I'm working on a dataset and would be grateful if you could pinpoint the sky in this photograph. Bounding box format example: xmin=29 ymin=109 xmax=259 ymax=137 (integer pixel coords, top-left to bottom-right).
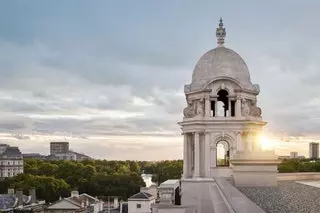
xmin=1 ymin=1 xmax=320 ymax=160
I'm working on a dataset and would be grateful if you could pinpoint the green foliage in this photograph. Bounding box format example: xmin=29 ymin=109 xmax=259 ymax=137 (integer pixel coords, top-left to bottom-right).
xmin=0 ymin=174 xmax=70 ymax=202
xmin=3 ymin=159 xmax=148 ymax=202
xmin=2 ymin=159 xmax=186 ymax=203
xmin=278 ymin=158 xmax=320 ymax=173
xmin=150 ymin=160 xmax=183 ymax=185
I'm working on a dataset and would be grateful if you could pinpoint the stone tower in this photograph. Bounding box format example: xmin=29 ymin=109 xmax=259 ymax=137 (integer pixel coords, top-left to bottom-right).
xmin=179 ymin=18 xmax=279 ymax=213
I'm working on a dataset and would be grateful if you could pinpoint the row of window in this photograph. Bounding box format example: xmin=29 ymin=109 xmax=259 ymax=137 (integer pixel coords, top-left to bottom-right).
xmin=0 ymin=160 xmax=23 ymax=165
xmin=0 ymin=170 xmax=23 ymax=177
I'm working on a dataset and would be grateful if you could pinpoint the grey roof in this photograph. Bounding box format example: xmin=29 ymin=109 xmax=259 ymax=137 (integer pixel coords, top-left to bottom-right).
xmin=2 ymin=147 xmax=22 ymax=157
xmin=0 ymin=194 xmax=31 ymax=211
xmin=0 ymin=195 xmax=16 ymax=210
xmin=128 ymin=192 xmax=154 ymax=200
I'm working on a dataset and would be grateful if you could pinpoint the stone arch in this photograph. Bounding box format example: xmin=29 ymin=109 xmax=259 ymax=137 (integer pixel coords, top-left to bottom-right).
xmin=210 ymin=133 xmax=235 ymax=168
xmin=211 ymin=133 xmax=235 ymax=148
xmin=203 ymin=77 xmax=243 ymax=93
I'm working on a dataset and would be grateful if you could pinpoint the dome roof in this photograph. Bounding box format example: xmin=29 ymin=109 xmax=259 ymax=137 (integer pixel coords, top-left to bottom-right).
xmin=189 ymin=18 xmax=253 ymax=91
xmin=191 ymin=46 xmax=252 ymax=90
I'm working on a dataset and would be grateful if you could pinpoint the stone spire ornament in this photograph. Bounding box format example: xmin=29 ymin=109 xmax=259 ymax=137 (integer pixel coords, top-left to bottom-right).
xmin=216 ymin=17 xmax=226 ymax=46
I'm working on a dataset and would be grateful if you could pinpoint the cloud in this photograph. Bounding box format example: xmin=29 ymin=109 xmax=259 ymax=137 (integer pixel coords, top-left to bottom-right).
xmin=0 ymin=1 xmax=320 ymax=159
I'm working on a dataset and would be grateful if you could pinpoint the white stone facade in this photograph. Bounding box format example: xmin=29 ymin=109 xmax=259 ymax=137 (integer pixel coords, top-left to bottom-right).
xmin=178 ymin=18 xmax=280 ymax=213
xmin=154 ymin=18 xmax=279 ymax=213
xmin=0 ymin=145 xmax=24 ymax=178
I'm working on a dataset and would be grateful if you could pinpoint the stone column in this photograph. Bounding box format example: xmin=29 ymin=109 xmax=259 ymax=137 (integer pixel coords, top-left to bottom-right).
xmin=204 ymin=132 xmax=210 ymax=177
xmin=188 ymin=137 xmax=193 ymax=176
xmin=193 ymin=132 xmax=200 ymax=178
xmin=183 ymin=133 xmax=188 ymax=178
xmin=212 ymin=147 xmax=217 ymax=167
xmin=205 ymin=97 xmax=211 ymax=117
xmin=247 ymin=132 xmax=253 ymax=151
xmin=236 ymin=97 xmax=241 ymax=117
xmin=228 ymin=99 xmax=232 ymax=117
xmin=236 ymin=131 xmax=243 ymax=151
xmin=214 ymin=98 xmax=218 ymax=117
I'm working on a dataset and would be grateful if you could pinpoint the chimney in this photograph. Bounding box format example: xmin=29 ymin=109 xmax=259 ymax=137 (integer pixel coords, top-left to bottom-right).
xmin=29 ymin=187 xmax=36 ymax=204
xmin=8 ymin=187 xmax=15 ymax=195
xmin=16 ymin=188 xmax=24 ymax=207
xmin=113 ymin=197 xmax=119 ymax=209
xmin=71 ymin=189 xmax=79 ymax=198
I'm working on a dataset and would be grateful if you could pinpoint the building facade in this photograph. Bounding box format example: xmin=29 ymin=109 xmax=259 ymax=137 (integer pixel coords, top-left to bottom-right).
xmin=0 ymin=145 xmax=24 ymax=178
xmin=128 ymin=192 xmax=155 ymax=213
xmin=50 ymin=142 xmax=70 ymax=155
xmin=48 ymin=142 xmax=91 ymax=161
xmin=309 ymin=142 xmax=319 ymax=159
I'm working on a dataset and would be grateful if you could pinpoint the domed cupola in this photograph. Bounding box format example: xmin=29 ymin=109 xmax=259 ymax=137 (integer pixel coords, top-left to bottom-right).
xmin=188 ymin=18 xmax=254 ymax=92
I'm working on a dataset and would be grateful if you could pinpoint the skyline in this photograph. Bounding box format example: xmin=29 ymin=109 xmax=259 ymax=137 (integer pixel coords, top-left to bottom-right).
xmin=1 ymin=1 xmax=320 ymax=160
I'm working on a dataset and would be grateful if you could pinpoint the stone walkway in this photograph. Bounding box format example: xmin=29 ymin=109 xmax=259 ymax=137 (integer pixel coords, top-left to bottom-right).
xmin=237 ymin=181 xmax=320 ymax=213
xmin=296 ymin=181 xmax=320 ymax=188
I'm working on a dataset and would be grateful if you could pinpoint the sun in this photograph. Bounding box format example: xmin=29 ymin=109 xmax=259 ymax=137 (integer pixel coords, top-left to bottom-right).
xmin=259 ymin=135 xmax=274 ymax=150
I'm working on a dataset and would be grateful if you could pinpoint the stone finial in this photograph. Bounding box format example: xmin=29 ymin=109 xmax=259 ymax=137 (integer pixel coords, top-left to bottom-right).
xmin=216 ymin=17 xmax=226 ymax=46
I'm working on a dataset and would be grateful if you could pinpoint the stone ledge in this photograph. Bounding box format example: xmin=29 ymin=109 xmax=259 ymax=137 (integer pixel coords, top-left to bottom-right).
xmin=215 ymin=178 xmax=266 ymax=213
xmin=278 ymin=172 xmax=320 ymax=181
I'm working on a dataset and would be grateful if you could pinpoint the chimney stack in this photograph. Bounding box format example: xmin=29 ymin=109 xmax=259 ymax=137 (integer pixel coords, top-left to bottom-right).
xmin=114 ymin=197 xmax=119 ymax=209
xmin=8 ymin=186 xmax=15 ymax=195
xmin=16 ymin=188 xmax=24 ymax=207
xmin=71 ymin=189 xmax=79 ymax=198
xmin=29 ymin=187 xmax=36 ymax=204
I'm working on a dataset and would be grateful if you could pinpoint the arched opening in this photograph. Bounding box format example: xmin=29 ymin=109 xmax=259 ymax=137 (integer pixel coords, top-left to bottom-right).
xmin=217 ymin=90 xmax=229 ymax=117
xmin=216 ymin=140 xmax=230 ymax=167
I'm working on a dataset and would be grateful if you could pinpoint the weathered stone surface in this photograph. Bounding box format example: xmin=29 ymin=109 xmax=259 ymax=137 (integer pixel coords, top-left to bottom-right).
xmin=238 ymin=181 xmax=320 ymax=213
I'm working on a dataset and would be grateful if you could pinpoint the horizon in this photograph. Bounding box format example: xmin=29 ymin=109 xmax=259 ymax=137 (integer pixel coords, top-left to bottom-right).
xmin=1 ymin=1 xmax=320 ymax=160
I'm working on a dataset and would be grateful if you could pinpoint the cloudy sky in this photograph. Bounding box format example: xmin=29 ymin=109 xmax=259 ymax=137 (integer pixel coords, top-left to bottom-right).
xmin=1 ymin=0 xmax=320 ymax=160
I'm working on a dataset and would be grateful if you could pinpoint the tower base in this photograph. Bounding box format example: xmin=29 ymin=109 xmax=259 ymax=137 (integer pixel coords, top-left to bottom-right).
xmin=180 ymin=178 xmax=230 ymax=213
xmin=231 ymin=151 xmax=281 ymax=187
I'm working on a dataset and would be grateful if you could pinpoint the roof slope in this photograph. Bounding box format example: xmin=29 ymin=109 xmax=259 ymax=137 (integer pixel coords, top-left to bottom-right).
xmin=128 ymin=192 xmax=154 ymax=200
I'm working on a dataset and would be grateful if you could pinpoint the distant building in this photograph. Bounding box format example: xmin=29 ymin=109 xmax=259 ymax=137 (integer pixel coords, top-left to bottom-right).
xmin=128 ymin=192 xmax=155 ymax=213
xmin=47 ymin=152 xmax=77 ymax=161
xmin=50 ymin=142 xmax=69 ymax=155
xmin=48 ymin=142 xmax=91 ymax=161
xmin=278 ymin=155 xmax=290 ymax=160
xmin=290 ymin=152 xmax=298 ymax=159
xmin=309 ymin=142 xmax=319 ymax=159
xmin=45 ymin=189 xmax=103 ymax=213
xmin=0 ymin=187 xmax=45 ymax=212
xmin=157 ymin=179 xmax=180 ymax=205
xmin=0 ymin=145 xmax=23 ymax=178
xmin=23 ymin=153 xmax=47 ymax=160
xmin=69 ymin=151 xmax=91 ymax=161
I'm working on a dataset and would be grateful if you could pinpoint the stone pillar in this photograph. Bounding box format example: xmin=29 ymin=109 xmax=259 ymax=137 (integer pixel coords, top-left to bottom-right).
xmin=188 ymin=137 xmax=193 ymax=176
xmin=214 ymin=98 xmax=218 ymax=117
xmin=236 ymin=97 xmax=241 ymax=117
xmin=236 ymin=131 xmax=243 ymax=151
xmin=228 ymin=99 xmax=232 ymax=117
xmin=205 ymin=97 xmax=211 ymax=117
xmin=183 ymin=133 xmax=188 ymax=178
xmin=204 ymin=132 xmax=210 ymax=177
xmin=212 ymin=147 xmax=217 ymax=167
xmin=193 ymin=132 xmax=200 ymax=178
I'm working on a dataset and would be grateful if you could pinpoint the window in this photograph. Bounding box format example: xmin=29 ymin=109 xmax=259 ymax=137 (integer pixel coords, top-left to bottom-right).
xmin=136 ymin=204 xmax=141 ymax=209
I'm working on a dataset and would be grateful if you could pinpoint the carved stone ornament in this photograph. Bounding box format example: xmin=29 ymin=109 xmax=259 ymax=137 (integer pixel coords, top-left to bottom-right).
xmin=196 ymin=99 xmax=205 ymax=116
xmin=249 ymin=100 xmax=262 ymax=117
xmin=183 ymin=100 xmax=195 ymax=118
xmin=241 ymin=99 xmax=250 ymax=116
